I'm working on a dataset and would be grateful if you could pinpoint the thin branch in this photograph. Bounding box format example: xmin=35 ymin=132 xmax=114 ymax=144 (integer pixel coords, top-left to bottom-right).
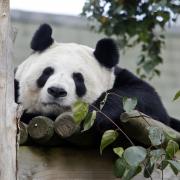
xmin=89 ymin=104 xmax=134 ymax=146
xmin=107 ymin=92 xmax=152 ymax=126
xmin=137 ymin=111 xmax=151 ymax=127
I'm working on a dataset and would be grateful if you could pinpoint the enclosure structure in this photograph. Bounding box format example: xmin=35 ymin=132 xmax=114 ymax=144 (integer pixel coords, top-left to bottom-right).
xmin=0 ymin=2 xmax=114 ymax=179
xmin=1 ymin=1 xmax=180 ymax=179
xmin=0 ymin=0 xmax=17 ymax=179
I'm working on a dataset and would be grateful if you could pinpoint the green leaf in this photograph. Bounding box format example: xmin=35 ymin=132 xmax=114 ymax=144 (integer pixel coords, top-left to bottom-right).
xmin=123 ymin=97 xmax=137 ymax=113
xmin=150 ymin=149 xmax=166 ymax=170
xmin=166 ymin=140 xmax=179 ymax=159
xmin=154 ymin=69 xmax=161 ymax=76
xmin=72 ymin=101 xmax=89 ymax=124
xmin=148 ymin=127 xmax=165 ymax=146
xmin=123 ymin=166 xmax=142 ymax=180
xmin=167 ymin=160 xmax=180 ymax=175
xmin=123 ymin=146 xmax=147 ymax=167
xmin=137 ymin=55 xmax=145 ymax=66
xmin=150 ymin=149 xmax=165 ymax=163
xmin=165 ymin=130 xmax=177 ymax=140
xmin=144 ymin=159 xmax=155 ymax=178
xmin=82 ymin=111 xmax=96 ymax=132
xmin=120 ymin=110 xmax=139 ymax=123
xmin=113 ymin=147 xmax=124 ymax=158
xmin=143 ymin=60 xmax=160 ymax=74
xmin=113 ymin=158 xmax=126 ymax=178
xmin=173 ymin=90 xmax=180 ymax=101
xmin=136 ymin=67 xmax=141 ymax=75
xmin=100 ymin=130 xmax=118 ymax=155
xmin=158 ymin=160 xmax=169 ymax=170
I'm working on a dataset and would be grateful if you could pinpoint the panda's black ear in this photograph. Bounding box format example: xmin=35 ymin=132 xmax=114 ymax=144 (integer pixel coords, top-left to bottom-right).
xmin=31 ymin=24 xmax=54 ymax=52
xmin=94 ymin=38 xmax=119 ymax=68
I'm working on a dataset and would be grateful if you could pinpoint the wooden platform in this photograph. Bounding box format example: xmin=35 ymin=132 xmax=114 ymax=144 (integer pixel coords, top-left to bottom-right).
xmin=18 ymin=146 xmax=116 ymax=180
xmin=18 ymin=147 xmax=180 ymax=180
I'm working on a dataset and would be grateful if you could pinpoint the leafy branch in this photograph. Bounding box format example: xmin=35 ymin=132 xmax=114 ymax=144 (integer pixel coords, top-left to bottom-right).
xmin=72 ymin=95 xmax=180 ymax=179
xmin=82 ymin=0 xmax=180 ymax=79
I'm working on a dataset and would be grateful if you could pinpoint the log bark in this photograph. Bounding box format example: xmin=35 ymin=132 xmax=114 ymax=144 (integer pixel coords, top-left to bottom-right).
xmin=19 ymin=122 xmax=28 ymax=145
xmin=0 ymin=0 xmax=17 ymax=179
xmin=120 ymin=110 xmax=180 ymax=146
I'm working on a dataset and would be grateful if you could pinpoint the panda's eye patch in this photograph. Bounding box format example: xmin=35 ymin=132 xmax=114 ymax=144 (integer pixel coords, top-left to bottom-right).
xmin=43 ymin=67 xmax=54 ymax=75
xmin=37 ymin=67 xmax=54 ymax=88
xmin=73 ymin=72 xmax=84 ymax=82
xmin=72 ymin=72 xmax=86 ymax=97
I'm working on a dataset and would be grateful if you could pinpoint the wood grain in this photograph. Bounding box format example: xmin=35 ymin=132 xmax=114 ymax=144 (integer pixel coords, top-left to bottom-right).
xmin=18 ymin=146 xmax=115 ymax=180
xmin=0 ymin=0 xmax=17 ymax=179
xmin=18 ymin=147 xmax=180 ymax=180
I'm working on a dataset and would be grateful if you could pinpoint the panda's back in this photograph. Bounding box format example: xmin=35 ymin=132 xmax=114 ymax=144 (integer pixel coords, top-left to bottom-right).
xmin=112 ymin=67 xmax=170 ymax=124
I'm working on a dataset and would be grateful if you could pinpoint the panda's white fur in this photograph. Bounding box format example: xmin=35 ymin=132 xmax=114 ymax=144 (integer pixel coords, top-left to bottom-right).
xmin=16 ymin=42 xmax=115 ymax=115
xmin=16 ymin=24 xmax=180 ymax=133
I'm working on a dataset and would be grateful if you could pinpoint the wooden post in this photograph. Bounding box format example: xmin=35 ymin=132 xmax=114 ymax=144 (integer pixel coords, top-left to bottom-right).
xmin=0 ymin=0 xmax=17 ymax=179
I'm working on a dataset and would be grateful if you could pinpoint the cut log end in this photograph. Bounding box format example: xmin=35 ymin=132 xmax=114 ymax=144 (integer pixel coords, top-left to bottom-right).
xmin=27 ymin=116 xmax=54 ymax=144
xmin=54 ymin=112 xmax=80 ymax=138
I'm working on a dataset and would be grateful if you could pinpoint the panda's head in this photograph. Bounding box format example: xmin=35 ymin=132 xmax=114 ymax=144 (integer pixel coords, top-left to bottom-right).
xmin=15 ymin=24 xmax=119 ymax=115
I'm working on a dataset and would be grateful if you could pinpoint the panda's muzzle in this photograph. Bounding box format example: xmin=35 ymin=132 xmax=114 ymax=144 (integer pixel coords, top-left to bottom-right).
xmin=47 ymin=86 xmax=67 ymax=98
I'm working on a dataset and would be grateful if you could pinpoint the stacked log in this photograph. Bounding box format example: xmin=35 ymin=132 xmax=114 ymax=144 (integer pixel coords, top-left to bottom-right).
xmin=19 ymin=112 xmax=82 ymax=145
xmin=19 ymin=111 xmax=180 ymax=146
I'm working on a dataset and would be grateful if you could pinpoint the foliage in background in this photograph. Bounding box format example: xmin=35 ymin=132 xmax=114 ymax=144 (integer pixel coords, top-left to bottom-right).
xmin=82 ymin=0 xmax=180 ymax=79
xmin=173 ymin=90 xmax=180 ymax=101
xmin=72 ymin=99 xmax=180 ymax=179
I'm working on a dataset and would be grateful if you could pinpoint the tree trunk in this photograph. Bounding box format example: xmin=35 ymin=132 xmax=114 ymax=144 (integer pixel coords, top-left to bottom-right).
xmin=0 ymin=0 xmax=17 ymax=179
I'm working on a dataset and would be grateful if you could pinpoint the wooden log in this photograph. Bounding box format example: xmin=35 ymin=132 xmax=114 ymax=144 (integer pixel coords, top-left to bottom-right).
xmin=54 ymin=112 xmax=95 ymax=146
xmin=54 ymin=112 xmax=80 ymax=138
xmin=19 ymin=121 xmax=28 ymax=145
xmin=28 ymin=116 xmax=54 ymax=144
xmin=0 ymin=1 xmax=17 ymax=179
xmin=120 ymin=110 xmax=180 ymax=146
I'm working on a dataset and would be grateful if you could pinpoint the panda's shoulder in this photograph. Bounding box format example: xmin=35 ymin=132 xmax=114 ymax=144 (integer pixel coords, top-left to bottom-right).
xmin=113 ymin=67 xmax=155 ymax=91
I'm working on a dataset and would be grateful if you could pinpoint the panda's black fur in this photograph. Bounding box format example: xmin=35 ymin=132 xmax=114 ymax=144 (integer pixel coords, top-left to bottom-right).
xmin=94 ymin=38 xmax=119 ymax=68
xmin=15 ymin=24 xmax=180 ymax=141
xmin=92 ymin=67 xmax=180 ymax=133
xmin=31 ymin=24 xmax=54 ymax=52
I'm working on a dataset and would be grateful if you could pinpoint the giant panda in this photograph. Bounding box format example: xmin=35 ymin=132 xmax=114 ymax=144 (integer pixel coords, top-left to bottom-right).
xmin=15 ymin=24 xmax=180 ymax=142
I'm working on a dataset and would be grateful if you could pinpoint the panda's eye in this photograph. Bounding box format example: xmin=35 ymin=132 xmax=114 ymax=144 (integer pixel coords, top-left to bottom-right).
xmin=43 ymin=67 xmax=54 ymax=75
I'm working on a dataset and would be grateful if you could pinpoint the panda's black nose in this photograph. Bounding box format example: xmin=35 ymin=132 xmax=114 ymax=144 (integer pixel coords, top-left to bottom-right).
xmin=47 ymin=87 xmax=67 ymax=98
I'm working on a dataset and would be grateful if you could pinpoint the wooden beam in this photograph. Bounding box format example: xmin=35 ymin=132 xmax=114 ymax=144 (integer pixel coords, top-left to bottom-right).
xmin=18 ymin=147 xmax=115 ymax=180
xmin=0 ymin=0 xmax=17 ymax=179
xmin=18 ymin=147 xmax=180 ymax=180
